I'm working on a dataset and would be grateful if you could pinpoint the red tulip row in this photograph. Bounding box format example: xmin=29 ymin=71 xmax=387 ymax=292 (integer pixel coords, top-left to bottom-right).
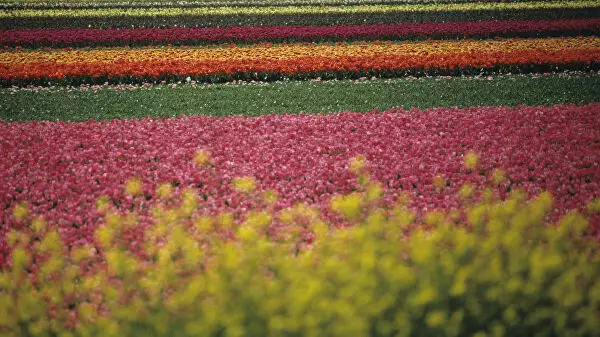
xmin=2 ymin=102 xmax=599 ymax=267
xmin=2 ymin=18 xmax=599 ymax=47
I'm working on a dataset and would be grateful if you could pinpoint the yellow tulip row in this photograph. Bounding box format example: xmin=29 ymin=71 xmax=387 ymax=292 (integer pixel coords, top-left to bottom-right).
xmin=1 ymin=1 xmax=597 ymax=18
xmin=3 ymin=37 xmax=599 ymax=64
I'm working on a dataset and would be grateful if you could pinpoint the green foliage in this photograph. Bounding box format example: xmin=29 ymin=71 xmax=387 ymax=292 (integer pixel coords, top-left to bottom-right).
xmin=2 ymin=73 xmax=599 ymax=121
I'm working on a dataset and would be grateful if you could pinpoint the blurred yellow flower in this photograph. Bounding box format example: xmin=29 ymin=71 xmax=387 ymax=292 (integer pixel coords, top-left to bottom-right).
xmin=12 ymin=202 xmax=28 ymax=221
xmin=464 ymin=151 xmax=479 ymax=170
xmin=125 ymin=177 xmax=143 ymax=196
xmin=193 ymin=149 xmax=211 ymax=166
xmin=232 ymin=176 xmax=256 ymax=193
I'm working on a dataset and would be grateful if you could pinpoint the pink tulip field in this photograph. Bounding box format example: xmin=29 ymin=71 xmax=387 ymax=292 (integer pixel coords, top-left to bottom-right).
xmin=2 ymin=102 xmax=599 ymax=267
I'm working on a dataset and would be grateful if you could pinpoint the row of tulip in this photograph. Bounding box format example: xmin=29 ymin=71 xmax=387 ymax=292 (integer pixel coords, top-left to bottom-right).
xmin=2 ymin=54 xmax=597 ymax=85
xmin=3 ymin=18 xmax=598 ymax=47
xmin=5 ymin=6 xmax=597 ymax=29
xmin=6 ymin=37 xmax=595 ymax=64
xmin=2 ymin=102 xmax=599 ymax=267
xmin=3 ymin=1 xmax=595 ymax=18
xmin=1 ymin=40 xmax=598 ymax=85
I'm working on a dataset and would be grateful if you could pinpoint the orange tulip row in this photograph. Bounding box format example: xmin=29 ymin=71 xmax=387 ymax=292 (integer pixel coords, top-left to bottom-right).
xmin=1 ymin=48 xmax=598 ymax=83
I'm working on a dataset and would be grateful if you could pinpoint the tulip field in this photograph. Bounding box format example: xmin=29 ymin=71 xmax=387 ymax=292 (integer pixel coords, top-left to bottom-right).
xmin=1 ymin=0 xmax=600 ymax=336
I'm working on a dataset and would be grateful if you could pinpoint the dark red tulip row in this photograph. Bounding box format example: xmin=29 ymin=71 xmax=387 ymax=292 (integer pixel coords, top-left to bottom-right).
xmin=1 ymin=102 xmax=599 ymax=267
xmin=2 ymin=18 xmax=599 ymax=47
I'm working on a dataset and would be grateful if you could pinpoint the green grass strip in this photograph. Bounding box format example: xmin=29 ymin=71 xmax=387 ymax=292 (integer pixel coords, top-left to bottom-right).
xmin=1 ymin=73 xmax=599 ymax=122
xmin=2 ymin=1 xmax=597 ymax=18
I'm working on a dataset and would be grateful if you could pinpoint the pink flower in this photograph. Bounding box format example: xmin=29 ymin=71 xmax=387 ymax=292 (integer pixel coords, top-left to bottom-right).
xmin=0 ymin=102 xmax=599 ymax=267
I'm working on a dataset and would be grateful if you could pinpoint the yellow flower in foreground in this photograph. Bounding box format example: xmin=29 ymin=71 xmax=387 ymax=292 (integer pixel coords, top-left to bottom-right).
xmin=232 ymin=176 xmax=256 ymax=194
xmin=262 ymin=189 xmax=279 ymax=205
xmin=349 ymin=155 xmax=366 ymax=174
xmin=31 ymin=217 xmax=46 ymax=234
xmin=95 ymin=196 xmax=111 ymax=213
xmin=217 ymin=212 xmax=233 ymax=229
xmin=125 ymin=177 xmax=143 ymax=196
xmin=12 ymin=202 xmax=28 ymax=221
xmin=193 ymin=149 xmax=211 ymax=166
xmin=491 ymin=168 xmax=506 ymax=185
xmin=365 ymin=182 xmax=383 ymax=203
xmin=464 ymin=151 xmax=479 ymax=170
xmin=586 ymin=198 xmax=600 ymax=214
xmin=156 ymin=183 xmax=174 ymax=199
xmin=432 ymin=175 xmax=446 ymax=190
xmin=425 ymin=311 xmax=447 ymax=328
xmin=459 ymin=183 xmax=475 ymax=199
xmin=331 ymin=193 xmax=362 ymax=220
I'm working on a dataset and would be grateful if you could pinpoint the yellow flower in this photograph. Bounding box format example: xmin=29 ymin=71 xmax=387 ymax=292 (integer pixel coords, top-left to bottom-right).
xmin=96 ymin=226 xmax=114 ymax=248
xmin=426 ymin=311 xmax=447 ymax=328
xmin=40 ymin=256 xmax=64 ymax=278
xmin=459 ymin=183 xmax=475 ymax=199
xmin=180 ymin=188 xmax=198 ymax=217
xmin=232 ymin=176 xmax=256 ymax=193
xmin=193 ymin=149 xmax=211 ymax=166
xmin=156 ymin=183 xmax=174 ymax=199
xmin=194 ymin=215 xmax=213 ymax=232
xmin=78 ymin=302 xmax=95 ymax=322
xmin=11 ymin=247 xmax=30 ymax=270
xmin=279 ymin=209 xmax=294 ymax=224
xmin=71 ymin=245 xmax=93 ymax=263
xmin=467 ymin=205 xmax=487 ymax=227
xmin=432 ymin=175 xmax=446 ymax=190
xmin=95 ymin=196 xmax=111 ymax=213
xmin=217 ymin=212 xmax=234 ymax=229
xmin=37 ymin=230 xmax=62 ymax=253
xmin=349 ymin=155 xmax=366 ymax=174
xmin=12 ymin=202 xmax=28 ymax=221
xmin=31 ymin=217 xmax=46 ymax=235
xmin=365 ymin=182 xmax=383 ymax=203
xmin=464 ymin=151 xmax=479 ymax=170
xmin=331 ymin=193 xmax=362 ymax=220
xmin=585 ymin=198 xmax=600 ymax=214
xmin=243 ymin=211 xmax=272 ymax=230
xmin=237 ymin=226 xmax=258 ymax=242
xmin=262 ymin=189 xmax=279 ymax=204
xmin=313 ymin=221 xmax=329 ymax=239
xmin=105 ymin=212 xmax=121 ymax=228
xmin=6 ymin=230 xmax=21 ymax=246
xmin=424 ymin=211 xmax=445 ymax=226
xmin=491 ymin=168 xmax=506 ymax=185
xmin=125 ymin=177 xmax=143 ymax=197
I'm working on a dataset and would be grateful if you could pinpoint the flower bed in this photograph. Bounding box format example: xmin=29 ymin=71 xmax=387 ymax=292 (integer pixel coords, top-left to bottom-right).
xmin=2 ymin=1 xmax=598 ymax=29
xmin=3 ymin=37 xmax=599 ymax=85
xmin=4 ymin=1 xmax=595 ymax=19
xmin=2 ymin=102 xmax=599 ymax=267
xmin=2 ymin=0 xmax=600 ymax=334
xmin=3 ymin=18 xmax=599 ymax=47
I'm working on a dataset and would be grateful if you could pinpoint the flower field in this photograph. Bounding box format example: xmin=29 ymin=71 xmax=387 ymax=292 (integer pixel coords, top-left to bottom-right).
xmin=1 ymin=0 xmax=600 ymax=336
xmin=2 ymin=19 xmax=600 ymax=47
